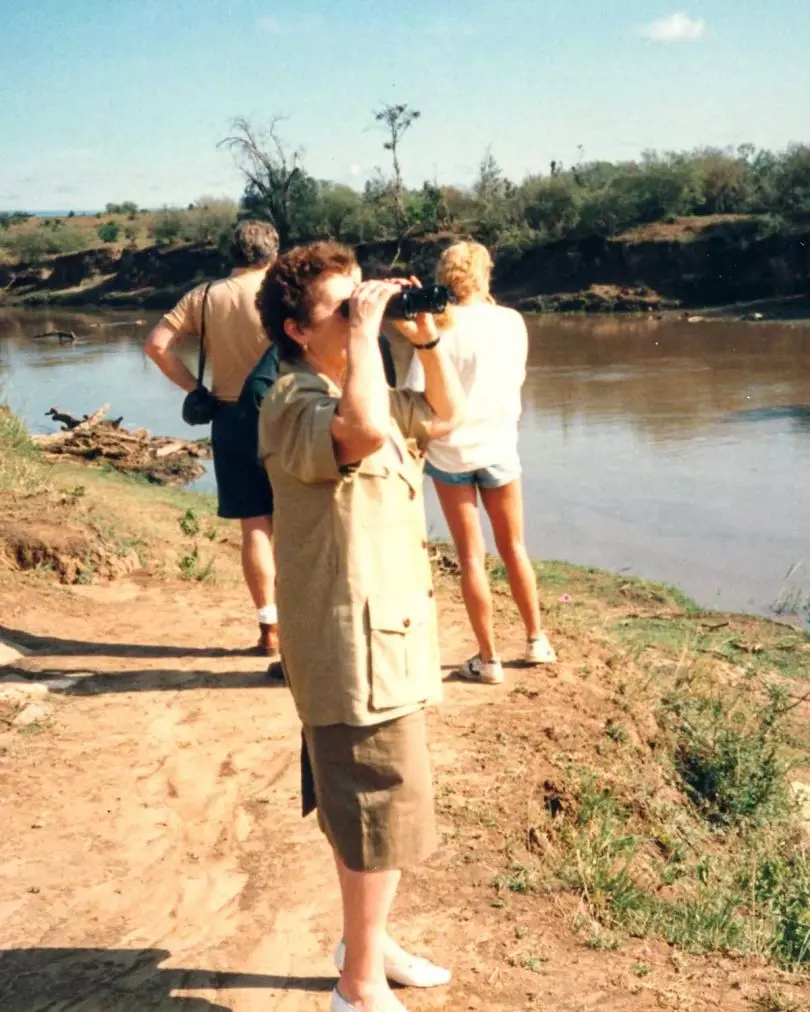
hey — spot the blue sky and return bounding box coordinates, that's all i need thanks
[1,0,808,210]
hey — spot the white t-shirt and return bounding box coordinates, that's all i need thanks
[406,303,528,474]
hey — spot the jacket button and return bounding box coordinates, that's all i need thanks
[403,618,411,628]
[427,589,434,598]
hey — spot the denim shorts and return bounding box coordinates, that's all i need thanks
[424,460,521,489]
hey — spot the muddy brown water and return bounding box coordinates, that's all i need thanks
[1,307,809,620]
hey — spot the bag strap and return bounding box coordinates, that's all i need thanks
[196,282,214,386]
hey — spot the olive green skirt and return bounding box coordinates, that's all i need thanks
[301,710,437,872]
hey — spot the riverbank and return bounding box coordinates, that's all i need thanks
[2,406,810,1009]
[2,214,809,321]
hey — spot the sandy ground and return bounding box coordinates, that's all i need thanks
[0,570,806,1012]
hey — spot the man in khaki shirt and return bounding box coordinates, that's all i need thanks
[145,221,280,655]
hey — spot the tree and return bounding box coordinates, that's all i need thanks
[372,103,421,230]
[218,117,311,248]
[311,183,366,241]
[104,201,139,217]
[774,144,810,216]
[97,220,121,243]
[517,176,581,239]
[691,147,752,214]
[472,149,516,243]
[474,148,509,205]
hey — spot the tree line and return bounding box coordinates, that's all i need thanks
[220,109,810,255]
[2,105,808,265]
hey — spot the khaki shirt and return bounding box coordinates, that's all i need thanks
[258,361,442,728]
[163,267,270,402]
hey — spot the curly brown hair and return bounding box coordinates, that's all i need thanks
[256,241,358,361]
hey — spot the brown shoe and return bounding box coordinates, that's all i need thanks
[257,622,280,658]
[266,659,286,684]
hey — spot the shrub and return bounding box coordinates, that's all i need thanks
[660,680,793,828]
[151,208,186,245]
[183,197,238,245]
[97,220,121,243]
[1,226,87,262]
[516,176,581,239]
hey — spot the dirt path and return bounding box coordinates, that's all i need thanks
[0,576,803,1011]
[0,577,487,1011]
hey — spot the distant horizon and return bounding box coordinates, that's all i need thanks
[5,131,809,217]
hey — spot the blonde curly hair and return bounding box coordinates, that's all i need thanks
[437,241,494,303]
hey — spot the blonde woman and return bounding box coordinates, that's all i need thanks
[407,241,556,684]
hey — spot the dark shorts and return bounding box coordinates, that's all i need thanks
[211,402,274,520]
[301,711,437,872]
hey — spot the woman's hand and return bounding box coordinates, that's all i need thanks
[388,276,439,347]
[348,279,407,341]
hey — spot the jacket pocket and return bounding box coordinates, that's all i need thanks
[367,593,432,712]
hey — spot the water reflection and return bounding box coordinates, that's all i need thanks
[1,307,809,620]
[524,317,810,445]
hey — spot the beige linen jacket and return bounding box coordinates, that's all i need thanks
[258,361,442,727]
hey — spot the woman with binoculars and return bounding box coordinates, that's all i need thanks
[256,241,464,1012]
[408,240,557,684]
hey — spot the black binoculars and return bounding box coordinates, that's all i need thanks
[339,284,449,322]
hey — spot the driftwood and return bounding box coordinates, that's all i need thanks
[34,405,211,486]
[32,330,76,343]
[45,405,122,431]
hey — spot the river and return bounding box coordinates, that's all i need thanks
[1,306,809,621]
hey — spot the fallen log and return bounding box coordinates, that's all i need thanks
[32,330,76,343]
[73,404,110,432]
[33,404,212,486]
[46,404,111,432]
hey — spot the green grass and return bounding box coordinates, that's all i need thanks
[177,545,215,583]
[0,403,42,492]
[178,507,202,538]
[494,657,810,970]
[757,987,807,1012]
[612,614,809,682]
[659,676,797,828]
[543,772,810,968]
[1,402,220,585]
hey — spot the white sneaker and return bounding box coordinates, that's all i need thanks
[331,988,357,1012]
[330,986,410,1011]
[334,939,452,988]
[525,633,557,664]
[456,654,505,685]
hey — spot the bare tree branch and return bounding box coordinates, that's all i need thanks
[218,117,308,247]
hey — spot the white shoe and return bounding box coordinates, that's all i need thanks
[525,633,557,664]
[456,654,505,685]
[330,985,410,1011]
[331,988,357,1011]
[334,939,452,989]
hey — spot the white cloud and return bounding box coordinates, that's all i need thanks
[640,12,706,42]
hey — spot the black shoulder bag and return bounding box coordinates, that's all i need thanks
[181,282,220,426]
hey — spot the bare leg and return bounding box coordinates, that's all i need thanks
[239,516,275,608]
[480,480,542,639]
[433,480,496,661]
[335,855,406,1010]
